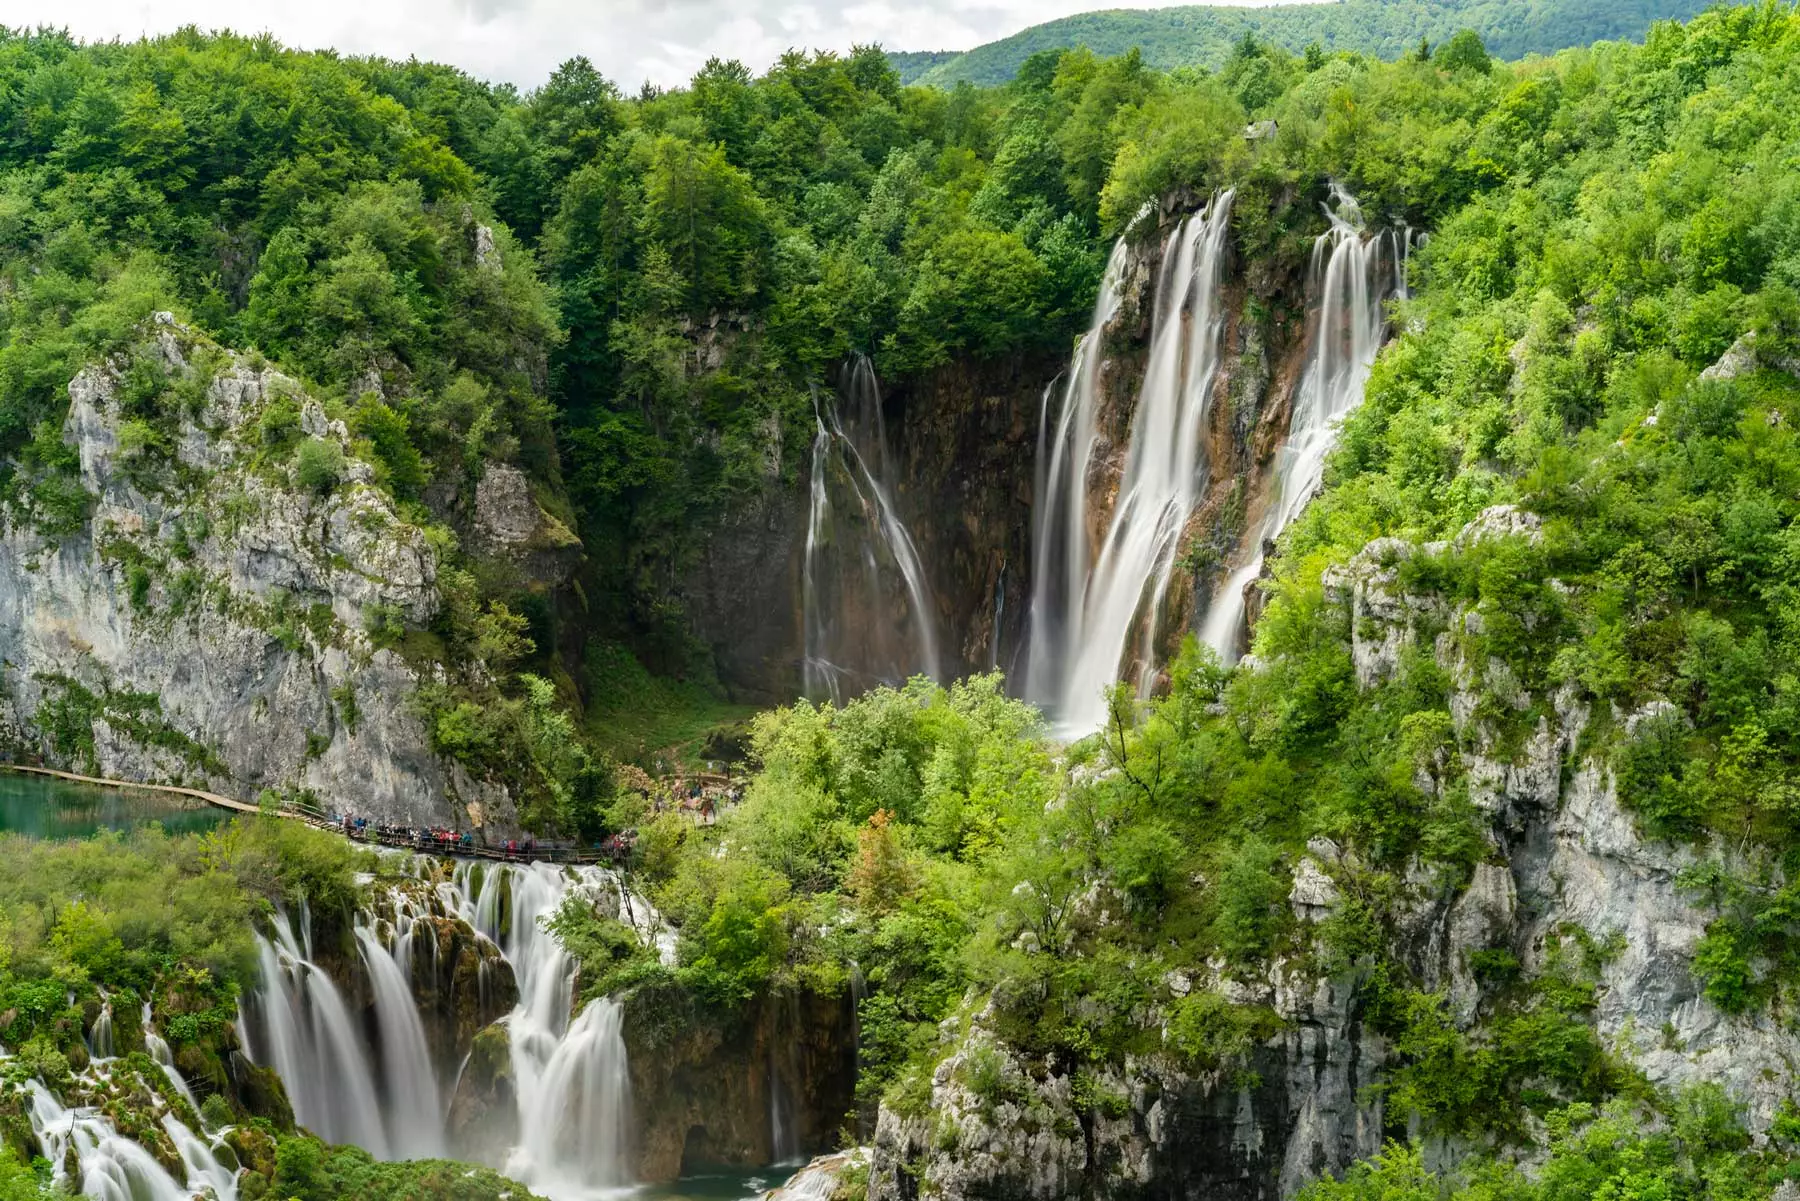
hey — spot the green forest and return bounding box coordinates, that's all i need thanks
[4,2,1800,1199]
[893,0,1717,86]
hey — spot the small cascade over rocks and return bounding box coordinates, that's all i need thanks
[1027,191,1237,733]
[802,355,942,702]
[1200,185,1413,662]
[88,995,115,1061]
[144,1002,202,1118]
[18,1038,241,1201]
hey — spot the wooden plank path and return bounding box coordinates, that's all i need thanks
[0,763,619,865]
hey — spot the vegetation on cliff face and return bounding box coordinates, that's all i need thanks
[540,4,1800,1194]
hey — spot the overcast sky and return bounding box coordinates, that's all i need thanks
[8,0,1299,92]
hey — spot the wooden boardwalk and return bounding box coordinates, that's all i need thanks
[0,763,617,865]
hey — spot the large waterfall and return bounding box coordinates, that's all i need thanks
[802,356,941,702]
[1027,186,1411,728]
[1026,191,1237,733]
[1199,187,1412,662]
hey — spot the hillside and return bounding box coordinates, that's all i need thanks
[897,0,1717,85]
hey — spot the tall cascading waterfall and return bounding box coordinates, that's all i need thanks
[1199,186,1412,662]
[1025,241,1130,708]
[801,355,942,702]
[1026,191,1237,733]
[354,913,445,1159]
[249,910,391,1157]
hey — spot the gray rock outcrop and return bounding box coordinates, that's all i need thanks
[0,323,517,831]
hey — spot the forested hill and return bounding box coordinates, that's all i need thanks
[893,0,1717,86]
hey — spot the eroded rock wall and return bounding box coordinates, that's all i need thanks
[0,318,516,830]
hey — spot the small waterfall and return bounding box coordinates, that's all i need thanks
[354,917,444,1159]
[143,1002,202,1119]
[26,1078,234,1201]
[767,989,804,1166]
[163,1112,240,1201]
[1200,186,1411,662]
[1028,192,1237,733]
[88,997,114,1061]
[507,998,632,1195]
[801,356,941,702]
[252,915,390,1157]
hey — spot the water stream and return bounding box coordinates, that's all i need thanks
[801,356,941,702]
[1199,186,1412,663]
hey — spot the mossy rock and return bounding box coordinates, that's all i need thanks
[228,1122,278,1179]
[229,1052,295,1130]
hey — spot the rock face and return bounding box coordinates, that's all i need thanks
[867,505,1800,1199]
[869,970,1380,1201]
[0,321,517,830]
[621,985,857,1181]
[681,194,1318,702]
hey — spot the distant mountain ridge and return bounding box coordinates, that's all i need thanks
[891,0,1716,86]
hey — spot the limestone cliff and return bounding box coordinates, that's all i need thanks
[0,317,517,830]
[865,505,1800,1199]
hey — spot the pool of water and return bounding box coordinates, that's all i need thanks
[637,1167,790,1200]
[0,769,228,839]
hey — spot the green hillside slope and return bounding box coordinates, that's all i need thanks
[900,0,1716,86]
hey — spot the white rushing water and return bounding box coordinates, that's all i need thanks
[1199,185,1412,663]
[25,1066,239,1201]
[231,860,670,1197]
[802,355,941,702]
[1027,191,1237,733]
[251,912,390,1157]
[355,915,445,1159]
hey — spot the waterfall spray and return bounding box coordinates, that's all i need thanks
[1199,185,1411,662]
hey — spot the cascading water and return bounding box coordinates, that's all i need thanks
[143,1002,202,1118]
[1026,191,1237,733]
[1199,186,1412,662]
[88,996,114,1061]
[249,913,390,1158]
[1026,243,1129,710]
[801,356,941,702]
[443,860,668,1198]
[354,915,444,1159]
[510,997,632,1197]
[24,1063,239,1201]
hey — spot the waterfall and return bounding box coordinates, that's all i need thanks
[143,1002,202,1119]
[441,860,666,1197]
[507,998,632,1195]
[1026,191,1237,733]
[26,1077,237,1201]
[1026,242,1129,711]
[1199,185,1411,663]
[89,997,114,1061]
[354,918,444,1160]
[163,1112,240,1201]
[251,916,391,1157]
[801,356,941,702]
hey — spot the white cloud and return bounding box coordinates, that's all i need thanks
[7,0,1299,91]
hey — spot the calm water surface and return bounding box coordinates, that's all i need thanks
[0,769,227,838]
